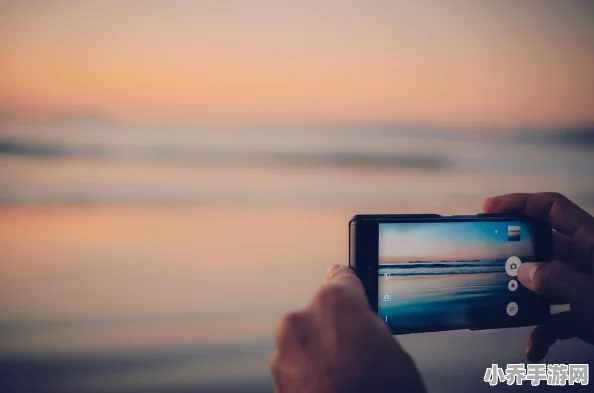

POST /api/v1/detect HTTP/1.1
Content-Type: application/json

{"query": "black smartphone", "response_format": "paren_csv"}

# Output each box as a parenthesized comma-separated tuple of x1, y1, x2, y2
(349, 214, 553, 335)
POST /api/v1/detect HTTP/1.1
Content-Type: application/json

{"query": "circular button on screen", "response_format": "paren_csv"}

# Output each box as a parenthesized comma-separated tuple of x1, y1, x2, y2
(508, 279, 518, 292)
(506, 302, 519, 316)
(505, 256, 522, 277)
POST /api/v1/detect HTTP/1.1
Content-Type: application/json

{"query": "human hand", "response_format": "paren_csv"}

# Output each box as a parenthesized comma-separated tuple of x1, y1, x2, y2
(483, 192, 594, 362)
(270, 264, 426, 393)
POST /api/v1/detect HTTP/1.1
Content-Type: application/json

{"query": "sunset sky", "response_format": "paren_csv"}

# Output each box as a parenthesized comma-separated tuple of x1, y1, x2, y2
(1, 1, 594, 127)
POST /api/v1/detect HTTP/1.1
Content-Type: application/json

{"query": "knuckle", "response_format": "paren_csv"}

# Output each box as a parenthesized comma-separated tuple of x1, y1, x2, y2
(274, 311, 316, 354)
(274, 312, 306, 346)
(550, 192, 566, 200)
(277, 312, 303, 334)
(546, 192, 567, 203)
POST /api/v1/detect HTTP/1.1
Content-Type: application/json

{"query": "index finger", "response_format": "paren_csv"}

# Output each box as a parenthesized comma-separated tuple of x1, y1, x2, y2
(483, 192, 594, 237)
(326, 265, 366, 294)
(323, 264, 369, 308)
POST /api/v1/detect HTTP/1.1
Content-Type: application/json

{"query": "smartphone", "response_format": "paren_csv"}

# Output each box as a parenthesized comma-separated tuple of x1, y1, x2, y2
(349, 214, 553, 335)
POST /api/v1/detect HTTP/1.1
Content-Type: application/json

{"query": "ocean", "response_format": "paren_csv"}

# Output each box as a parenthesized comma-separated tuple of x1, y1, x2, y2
(1, 121, 593, 392)
(378, 262, 537, 332)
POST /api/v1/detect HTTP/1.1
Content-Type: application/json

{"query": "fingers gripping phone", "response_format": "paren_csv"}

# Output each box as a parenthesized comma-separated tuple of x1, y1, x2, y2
(349, 214, 553, 335)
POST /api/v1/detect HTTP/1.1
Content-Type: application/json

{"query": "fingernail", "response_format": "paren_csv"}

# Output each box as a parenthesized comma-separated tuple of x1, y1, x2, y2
(327, 264, 341, 275)
(518, 262, 543, 284)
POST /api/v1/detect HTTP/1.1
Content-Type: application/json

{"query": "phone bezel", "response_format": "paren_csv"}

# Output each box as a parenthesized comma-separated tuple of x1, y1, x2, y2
(349, 214, 553, 335)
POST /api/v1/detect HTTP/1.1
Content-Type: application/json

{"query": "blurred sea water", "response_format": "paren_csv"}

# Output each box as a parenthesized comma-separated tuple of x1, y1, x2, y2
(1, 121, 594, 393)
(1, 121, 594, 208)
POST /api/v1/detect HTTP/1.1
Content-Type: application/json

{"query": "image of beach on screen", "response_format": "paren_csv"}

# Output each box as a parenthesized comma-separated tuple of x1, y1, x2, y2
(378, 221, 544, 333)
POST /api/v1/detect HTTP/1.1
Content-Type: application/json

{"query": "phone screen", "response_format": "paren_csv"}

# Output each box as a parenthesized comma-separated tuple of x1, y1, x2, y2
(378, 220, 546, 333)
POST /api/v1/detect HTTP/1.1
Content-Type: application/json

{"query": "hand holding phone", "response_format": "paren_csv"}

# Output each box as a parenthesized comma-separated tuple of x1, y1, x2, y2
(350, 213, 553, 335)
(271, 192, 593, 393)
(270, 264, 427, 393)
(483, 193, 594, 362)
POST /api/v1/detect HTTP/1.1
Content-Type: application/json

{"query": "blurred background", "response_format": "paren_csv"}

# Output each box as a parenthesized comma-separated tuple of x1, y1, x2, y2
(1, 1, 593, 392)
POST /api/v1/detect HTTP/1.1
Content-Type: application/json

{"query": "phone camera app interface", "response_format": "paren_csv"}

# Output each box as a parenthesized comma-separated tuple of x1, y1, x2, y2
(378, 221, 541, 332)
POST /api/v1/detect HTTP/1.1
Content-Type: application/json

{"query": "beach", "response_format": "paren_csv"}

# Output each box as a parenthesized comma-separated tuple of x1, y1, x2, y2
(1, 125, 594, 392)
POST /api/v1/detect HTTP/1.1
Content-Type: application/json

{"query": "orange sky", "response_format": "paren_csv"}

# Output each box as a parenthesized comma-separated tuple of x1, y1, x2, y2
(1, 1, 594, 127)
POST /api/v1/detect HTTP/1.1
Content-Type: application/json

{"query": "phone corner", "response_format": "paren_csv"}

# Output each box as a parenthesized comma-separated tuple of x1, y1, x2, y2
(349, 215, 364, 226)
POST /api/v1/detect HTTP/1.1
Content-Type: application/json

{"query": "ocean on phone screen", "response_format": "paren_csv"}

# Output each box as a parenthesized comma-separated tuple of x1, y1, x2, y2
(379, 260, 505, 276)
(378, 266, 512, 329)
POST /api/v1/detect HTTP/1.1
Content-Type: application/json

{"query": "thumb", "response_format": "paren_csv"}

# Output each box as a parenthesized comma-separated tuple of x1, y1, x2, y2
(517, 261, 590, 307)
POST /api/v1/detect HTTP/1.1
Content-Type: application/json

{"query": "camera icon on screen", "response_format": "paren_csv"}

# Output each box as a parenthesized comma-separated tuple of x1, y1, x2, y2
(505, 256, 521, 277)
(506, 302, 518, 316)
